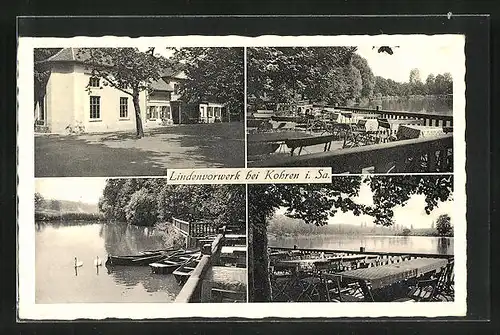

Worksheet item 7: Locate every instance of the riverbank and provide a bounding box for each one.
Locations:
[35,209,104,222]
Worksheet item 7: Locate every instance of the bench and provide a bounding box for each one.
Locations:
[285,134,336,156]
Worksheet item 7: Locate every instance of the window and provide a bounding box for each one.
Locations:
[147,106,158,120]
[90,96,101,119]
[173,83,179,95]
[215,107,221,117]
[119,97,128,118]
[200,106,205,117]
[160,106,171,119]
[89,77,100,87]
[208,107,214,117]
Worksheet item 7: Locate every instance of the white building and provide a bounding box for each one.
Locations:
[35,48,185,134]
[198,102,226,123]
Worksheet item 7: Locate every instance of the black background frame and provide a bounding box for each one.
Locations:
[3,13,492,334]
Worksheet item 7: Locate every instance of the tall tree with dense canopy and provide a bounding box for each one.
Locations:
[171,48,244,120]
[34,48,63,115]
[248,175,453,302]
[247,47,358,106]
[436,214,453,237]
[79,48,171,138]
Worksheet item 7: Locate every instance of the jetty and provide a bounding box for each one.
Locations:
[267,246,454,302]
[173,219,247,303]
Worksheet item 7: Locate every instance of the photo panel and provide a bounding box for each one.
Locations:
[33,46,245,177]
[246,40,463,174]
[248,174,465,316]
[28,178,247,308]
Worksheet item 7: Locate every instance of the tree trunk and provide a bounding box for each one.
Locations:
[250,214,272,302]
[132,91,144,138]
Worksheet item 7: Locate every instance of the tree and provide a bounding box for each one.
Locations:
[172,48,244,121]
[79,48,171,138]
[125,189,157,226]
[34,192,45,211]
[351,53,375,99]
[247,47,357,105]
[401,227,411,236]
[436,214,453,237]
[248,175,453,302]
[425,74,436,95]
[34,48,63,115]
[409,68,422,84]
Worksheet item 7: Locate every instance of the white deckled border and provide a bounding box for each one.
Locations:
[18,34,466,320]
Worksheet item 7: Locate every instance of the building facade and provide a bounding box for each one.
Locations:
[35,48,186,134]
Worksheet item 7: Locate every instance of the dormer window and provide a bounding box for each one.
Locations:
[89,77,100,88]
[173,83,179,95]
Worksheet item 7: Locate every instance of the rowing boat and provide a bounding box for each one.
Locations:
[105,249,177,266]
[173,257,200,285]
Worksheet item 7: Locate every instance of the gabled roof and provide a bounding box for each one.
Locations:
[41,47,93,63]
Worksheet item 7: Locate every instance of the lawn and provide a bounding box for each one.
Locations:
[35,122,245,177]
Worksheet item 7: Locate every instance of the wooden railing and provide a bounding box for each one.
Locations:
[175,227,226,303]
[250,134,453,173]
[172,217,218,238]
[269,246,454,260]
[172,217,190,236]
[334,106,453,127]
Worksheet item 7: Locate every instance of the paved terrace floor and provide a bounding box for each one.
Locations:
[35,122,245,177]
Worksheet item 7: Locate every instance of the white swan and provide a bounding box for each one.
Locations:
[94,256,102,267]
[74,257,83,267]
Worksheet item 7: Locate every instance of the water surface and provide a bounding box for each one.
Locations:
[269,234,454,255]
[35,221,181,303]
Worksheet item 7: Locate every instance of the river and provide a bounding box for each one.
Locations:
[35,221,181,303]
[365,95,453,115]
[269,234,454,255]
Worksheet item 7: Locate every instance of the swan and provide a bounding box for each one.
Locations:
[94,256,102,267]
[74,257,83,268]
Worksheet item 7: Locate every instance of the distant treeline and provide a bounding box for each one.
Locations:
[34,194,103,222]
[372,71,453,98]
[267,215,445,238]
[35,209,104,222]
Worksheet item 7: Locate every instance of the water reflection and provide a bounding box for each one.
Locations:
[270,234,454,255]
[36,221,181,303]
[367,96,453,115]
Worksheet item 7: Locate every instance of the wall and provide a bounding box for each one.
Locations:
[45,63,76,133]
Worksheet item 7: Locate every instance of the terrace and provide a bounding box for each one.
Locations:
[247,106,453,173]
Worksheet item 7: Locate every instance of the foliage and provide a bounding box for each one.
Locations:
[373,70,453,97]
[436,214,453,237]
[34,48,63,110]
[34,192,44,210]
[35,210,104,222]
[248,47,366,106]
[248,175,454,302]
[99,179,245,229]
[172,48,244,120]
[401,227,412,236]
[80,48,171,138]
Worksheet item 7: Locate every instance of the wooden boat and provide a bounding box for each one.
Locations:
[105,250,176,266]
[173,257,200,285]
[149,254,194,274]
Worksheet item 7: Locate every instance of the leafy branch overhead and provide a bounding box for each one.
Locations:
[78,48,172,96]
[171,47,244,114]
[249,175,453,228]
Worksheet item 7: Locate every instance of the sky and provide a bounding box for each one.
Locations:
[35,178,107,204]
[276,182,453,230]
[355,43,461,83]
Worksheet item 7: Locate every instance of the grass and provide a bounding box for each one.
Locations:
[35,122,245,177]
